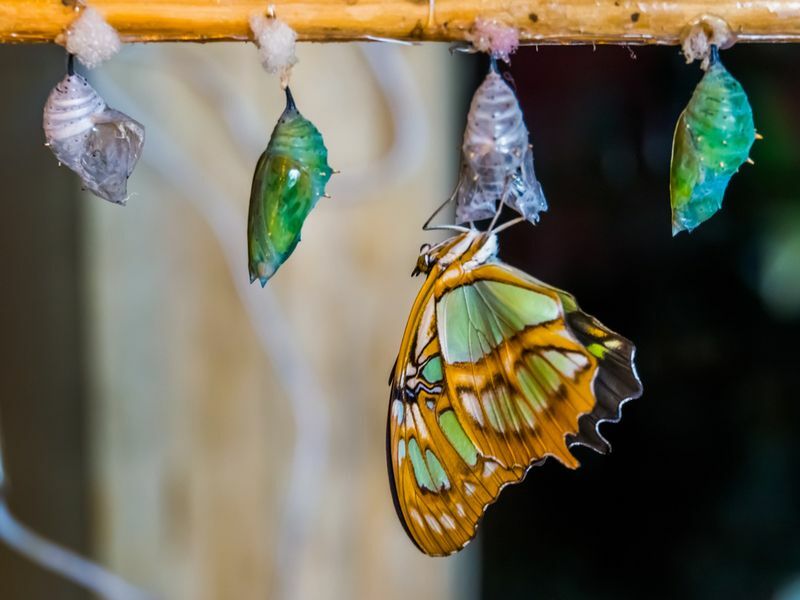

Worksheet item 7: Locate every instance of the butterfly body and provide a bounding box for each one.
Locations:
[388,231,642,555]
[453,64,546,225]
[248,88,332,285]
[670,47,755,235]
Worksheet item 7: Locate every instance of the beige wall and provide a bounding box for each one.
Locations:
[86,41,477,600]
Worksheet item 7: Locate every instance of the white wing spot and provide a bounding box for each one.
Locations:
[392,399,405,424]
[464,482,476,496]
[440,513,457,530]
[410,508,424,528]
[425,514,443,534]
[482,461,497,478]
[411,403,430,440]
[456,503,466,517]
[461,390,484,425]
[567,352,589,367]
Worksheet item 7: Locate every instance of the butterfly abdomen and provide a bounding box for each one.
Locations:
[247,88,332,285]
[670,50,755,234]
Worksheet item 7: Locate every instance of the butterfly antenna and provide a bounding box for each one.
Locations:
[422,196,451,230]
[66,53,75,76]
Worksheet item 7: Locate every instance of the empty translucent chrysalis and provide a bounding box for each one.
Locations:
[670,46,756,235]
[247,87,333,285]
[453,59,546,225]
[43,56,144,205]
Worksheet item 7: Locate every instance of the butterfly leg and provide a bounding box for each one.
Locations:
[423,193,470,233]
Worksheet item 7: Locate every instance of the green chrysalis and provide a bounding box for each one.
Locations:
[670,46,756,235]
[247,87,332,285]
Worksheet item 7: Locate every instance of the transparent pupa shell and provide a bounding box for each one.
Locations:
[670,46,756,235]
[453,61,546,225]
[247,87,333,286]
[43,70,144,205]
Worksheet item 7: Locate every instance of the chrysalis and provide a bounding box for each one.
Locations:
[43,57,144,205]
[670,46,756,235]
[248,88,332,285]
[453,60,546,225]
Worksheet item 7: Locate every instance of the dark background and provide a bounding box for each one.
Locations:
[479,46,800,600]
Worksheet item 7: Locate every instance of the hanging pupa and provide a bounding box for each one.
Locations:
[43,56,144,205]
[670,45,756,235]
[452,59,546,225]
[247,88,333,285]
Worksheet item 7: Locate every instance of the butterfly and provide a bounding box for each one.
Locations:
[387,228,642,555]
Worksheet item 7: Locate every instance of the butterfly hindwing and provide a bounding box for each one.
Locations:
[388,297,526,555]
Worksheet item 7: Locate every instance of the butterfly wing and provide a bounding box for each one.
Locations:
[388,278,526,556]
[388,260,642,556]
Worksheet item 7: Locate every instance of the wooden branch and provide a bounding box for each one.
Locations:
[1,1,800,44]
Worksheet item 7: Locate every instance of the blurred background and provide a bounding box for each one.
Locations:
[0,40,798,600]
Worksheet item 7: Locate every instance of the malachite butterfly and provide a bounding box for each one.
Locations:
[387,230,642,555]
[452,60,547,226]
[247,87,333,285]
[670,45,756,235]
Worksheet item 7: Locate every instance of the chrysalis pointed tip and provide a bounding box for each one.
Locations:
[284,86,297,112]
[708,44,720,67]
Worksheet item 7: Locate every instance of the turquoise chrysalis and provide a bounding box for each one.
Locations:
[247,87,332,285]
[670,46,756,235]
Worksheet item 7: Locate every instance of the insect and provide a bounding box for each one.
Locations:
[248,87,333,285]
[670,45,756,235]
[452,60,547,226]
[43,55,144,205]
[387,227,642,555]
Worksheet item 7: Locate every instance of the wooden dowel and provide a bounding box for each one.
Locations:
[1,1,800,44]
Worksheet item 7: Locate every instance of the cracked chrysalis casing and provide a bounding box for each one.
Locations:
[43,70,144,205]
[247,88,333,286]
[453,60,547,225]
[670,46,756,235]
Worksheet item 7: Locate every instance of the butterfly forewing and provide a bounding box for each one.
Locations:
[436,276,599,470]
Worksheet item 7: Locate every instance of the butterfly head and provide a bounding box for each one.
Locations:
[412,230,498,276]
